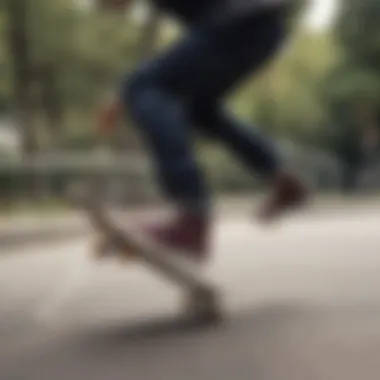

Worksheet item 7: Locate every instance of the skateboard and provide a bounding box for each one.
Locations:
[82,196,222,323]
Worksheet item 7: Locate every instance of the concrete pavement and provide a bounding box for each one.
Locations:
[1,209,380,380]
[1,195,380,250]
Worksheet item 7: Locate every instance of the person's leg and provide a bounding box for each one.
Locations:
[122,7,285,202]
[121,17,246,259]
[124,80,208,210]
[121,9,254,212]
[191,101,308,220]
[191,101,280,177]
[119,7,302,259]
[120,8,284,259]
[187,9,308,220]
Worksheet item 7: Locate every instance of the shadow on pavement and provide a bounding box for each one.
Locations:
[76,301,306,347]
[3,302,380,380]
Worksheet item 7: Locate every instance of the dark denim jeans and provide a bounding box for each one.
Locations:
[121,7,286,208]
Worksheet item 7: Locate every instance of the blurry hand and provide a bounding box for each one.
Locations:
[96,96,123,135]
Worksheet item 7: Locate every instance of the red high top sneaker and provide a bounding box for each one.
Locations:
[138,209,211,262]
[258,171,310,222]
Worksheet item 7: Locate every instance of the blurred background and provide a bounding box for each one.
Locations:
[1,0,380,212]
[2,1,380,380]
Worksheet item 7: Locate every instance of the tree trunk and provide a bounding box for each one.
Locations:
[39,63,64,148]
[7,0,42,203]
[7,0,37,158]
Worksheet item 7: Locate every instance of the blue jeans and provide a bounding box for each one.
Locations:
[121,7,286,208]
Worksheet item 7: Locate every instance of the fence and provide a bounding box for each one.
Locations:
[1,145,378,211]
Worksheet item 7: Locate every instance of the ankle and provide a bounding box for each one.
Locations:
[175,201,211,219]
[270,169,303,188]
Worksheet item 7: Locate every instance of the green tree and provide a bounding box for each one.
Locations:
[321,0,380,190]
[232,29,337,143]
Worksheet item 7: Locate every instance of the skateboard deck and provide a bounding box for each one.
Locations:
[82,197,222,322]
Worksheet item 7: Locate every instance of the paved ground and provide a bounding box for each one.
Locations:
[1,207,380,380]
[2,195,380,250]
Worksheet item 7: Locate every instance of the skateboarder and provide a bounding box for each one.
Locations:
[97,0,309,261]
